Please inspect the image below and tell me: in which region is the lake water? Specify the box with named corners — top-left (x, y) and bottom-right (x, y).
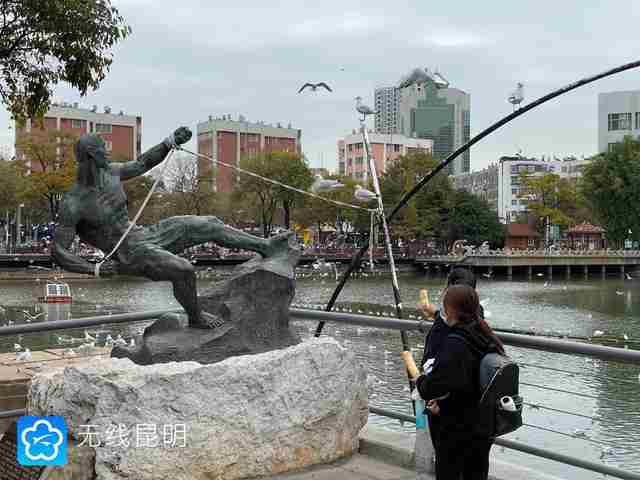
top-left (1, 268), bottom-right (639, 479)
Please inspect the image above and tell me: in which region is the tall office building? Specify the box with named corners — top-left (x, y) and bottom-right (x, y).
top-left (398, 68), bottom-right (470, 175)
top-left (197, 115), bottom-right (301, 194)
top-left (374, 87), bottom-right (401, 134)
top-left (598, 90), bottom-right (640, 153)
top-left (374, 68), bottom-right (470, 175)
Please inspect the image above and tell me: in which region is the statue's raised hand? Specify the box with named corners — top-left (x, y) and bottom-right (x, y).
top-left (163, 127), bottom-right (192, 149)
top-left (173, 127), bottom-right (192, 145)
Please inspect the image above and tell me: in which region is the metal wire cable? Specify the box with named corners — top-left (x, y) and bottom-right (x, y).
top-left (520, 382), bottom-right (639, 409)
top-left (521, 423), bottom-right (636, 451)
top-left (179, 147), bottom-right (375, 213)
top-left (524, 402), bottom-right (600, 421)
top-left (520, 362), bottom-right (640, 387)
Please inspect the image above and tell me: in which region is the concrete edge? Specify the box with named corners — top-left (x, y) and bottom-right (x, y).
top-left (359, 426), bottom-right (566, 480)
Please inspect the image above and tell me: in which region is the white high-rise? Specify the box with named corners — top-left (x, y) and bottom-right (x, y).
top-left (598, 90), bottom-right (640, 153)
top-left (374, 87), bottom-right (401, 134)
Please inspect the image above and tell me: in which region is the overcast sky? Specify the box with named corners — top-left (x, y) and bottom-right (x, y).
top-left (1, 0), bottom-right (640, 171)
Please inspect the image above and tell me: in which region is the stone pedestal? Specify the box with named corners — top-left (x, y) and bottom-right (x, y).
top-left (28, 338), bottom-right (368, 480)
top-left (112, 247), bottom-right (301, 365)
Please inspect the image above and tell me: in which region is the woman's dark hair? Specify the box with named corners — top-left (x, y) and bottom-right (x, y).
top-left (447, 267), bottom-right (476, 289)
top-left (443, 285), bottom-right (505, 354)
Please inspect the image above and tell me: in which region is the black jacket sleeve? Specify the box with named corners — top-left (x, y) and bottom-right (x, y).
top-left (416, 336), bottom-right (475, 401)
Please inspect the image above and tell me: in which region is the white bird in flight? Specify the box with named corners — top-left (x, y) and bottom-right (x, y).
top-left (310, 175), bottom-right (344, 194)
top-left (355, 96), bottom-right (377, 116)
top-left (298, 82), bottom-right (332, 93)
top-left (354, 185), bottom-right (377, 203)
top-left (22, 310), bottom-right (44, 322)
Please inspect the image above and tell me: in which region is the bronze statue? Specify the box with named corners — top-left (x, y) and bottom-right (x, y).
top-left (53, 127), bottom-right (292, 328)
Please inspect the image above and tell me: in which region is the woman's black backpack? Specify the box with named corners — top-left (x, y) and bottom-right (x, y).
top-left (450, 333), bottom-right (523, 438)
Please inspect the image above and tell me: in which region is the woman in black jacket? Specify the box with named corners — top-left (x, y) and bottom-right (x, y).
top-left (415, 284), bottom-right (505, 480)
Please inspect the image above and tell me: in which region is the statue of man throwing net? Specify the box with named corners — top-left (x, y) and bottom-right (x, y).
top-left (53, 127), bottom-right (293, 328)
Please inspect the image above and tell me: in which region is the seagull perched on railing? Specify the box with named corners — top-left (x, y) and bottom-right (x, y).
top-left (310, 175), bottom-right (344, 194)
top-left (354, 185), bottom-right (378, 203)
top-left (298, 82), bottom-right (332, 93)
top-left (355, 97), bottom-right (377, 117)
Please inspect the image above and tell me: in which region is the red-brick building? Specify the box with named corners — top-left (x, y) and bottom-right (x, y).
top-left (196, 115), bottom-right (302, 193)
top-left (506, 223), bottom-right (540, 250)
top-left (15, 102), bottom-right (142, 171)
top-left (565, 222), bottom-right (606, 250)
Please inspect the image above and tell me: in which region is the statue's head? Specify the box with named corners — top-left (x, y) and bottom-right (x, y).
top-left (75, 135), bottom-right (109, 187)
top-left (75, 135), bottom-right (109, 169)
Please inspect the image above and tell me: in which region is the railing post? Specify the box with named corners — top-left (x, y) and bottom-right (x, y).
top-left (566, 265), bottom-right (571, 280)
top-left (602, 265), bottom-right (607, 280)
top-left (527, 265), bottom-right (533, 281)
top-left (621, 265), bottom-right (626, 280)
top-left (548, 265), bottom-right (553, 281)
top-left (584, 265), bottom-right (589, 280)
top-left (508, 265), bottom-right (513, 280)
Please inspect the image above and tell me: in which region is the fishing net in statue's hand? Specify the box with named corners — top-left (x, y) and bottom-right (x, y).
top-left (315, 58), bottom-right (640, 337)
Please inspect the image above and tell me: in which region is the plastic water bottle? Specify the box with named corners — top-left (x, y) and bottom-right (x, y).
top-left (414, 399), bottom-right (435, 478)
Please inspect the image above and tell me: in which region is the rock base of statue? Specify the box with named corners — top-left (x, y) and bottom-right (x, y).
top-left (112, 246), bottom-right (301, 365)
top-left (29, 338), bottom-right (369, 480)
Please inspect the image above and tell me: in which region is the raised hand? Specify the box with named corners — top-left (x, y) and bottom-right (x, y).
top-left (173, 127), bottom-right (192, 145)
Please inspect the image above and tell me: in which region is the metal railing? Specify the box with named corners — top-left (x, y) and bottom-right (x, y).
top-left (1, 307), bottom-right (639, 479)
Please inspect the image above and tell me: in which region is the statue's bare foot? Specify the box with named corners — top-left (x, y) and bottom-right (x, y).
top-left (263, 231), bottom-right (296, 258)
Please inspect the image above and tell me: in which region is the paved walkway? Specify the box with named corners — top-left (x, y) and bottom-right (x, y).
top-left (270, 454), bottom-right (415, 480)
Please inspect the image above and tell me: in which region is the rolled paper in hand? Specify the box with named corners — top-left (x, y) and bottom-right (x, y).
top-left (401, 350), bottom-right (420, 379)
top-left (419, 289), bottom-right (429, 307)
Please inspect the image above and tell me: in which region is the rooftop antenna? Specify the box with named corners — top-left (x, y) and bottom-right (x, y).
top-left (508, 82), bottom-right (525, 111)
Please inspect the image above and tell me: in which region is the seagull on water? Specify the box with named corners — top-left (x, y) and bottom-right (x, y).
top-left (625, 272), bottom-right (633, 280)
top-left (310, 175), bottom-right (344, 194)
top-left (355, 96), bottom-right (377, 117)
top-left (354, 185), bottom-right (378, 203)
top-left (298, 82), bottom-right (332, 93)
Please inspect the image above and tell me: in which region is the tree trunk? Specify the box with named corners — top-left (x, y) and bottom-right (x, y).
top-left (283, 201), bottom-right (291, 229)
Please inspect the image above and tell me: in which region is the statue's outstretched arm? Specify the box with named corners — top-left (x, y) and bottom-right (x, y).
top-left (116, 127), bottom-right (193, 181)
top-left (116, 143), bottom-right (170, 181)
top-left (52, 205), bottom-right (93, 275)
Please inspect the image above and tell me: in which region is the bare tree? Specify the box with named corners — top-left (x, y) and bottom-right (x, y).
top-left (164, 153), bottom-right (215, 216)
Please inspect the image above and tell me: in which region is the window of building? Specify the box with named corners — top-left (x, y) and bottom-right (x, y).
top-left (562, 166), bottom-right (567, 172)
top-left (510, 165), bottom-right (518, 174)
top-left (95, 123), bottom-right (112, 133)
top-left (355, 156), bottom-right (364, 164)
top-left (394, 144), bottom-right (400, 152)
top-left (636, 112), bottom-right (640, 129)
top-left (512, 199), bottom-right (517, 205)
top-left (512, 188), bottom-right (518, 195)
top-left (608, 112), bottom-right (632, 131)
top-left (528, 238), bottom-right (535, 247)
top-left (511, 176), bottom-right (520, 185)
top-left (105, 140), bottom-right (112, 152)
top-left (608, 142), bottom-right (619, 152)
top-left (356, 143), bottom-right (363, 149)
top-left (535, 165), bottom-right (544, 172)
top-left (71, 119), bottom-right (84, 129)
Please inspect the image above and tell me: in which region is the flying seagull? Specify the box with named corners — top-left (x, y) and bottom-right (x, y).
top-left (354, 185), bottom-right (378, 203)
top-left (298, 82), bottom-right (332, 93)
top-left (355, 96), bottom-right (376, 116)
top-left (310, 175), bottom-right (344, 194)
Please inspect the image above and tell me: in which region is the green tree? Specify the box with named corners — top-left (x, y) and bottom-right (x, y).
top-left (235, 150), bottom-right (313, 237)
top-left (446, 190), bottom-right (505, 248)
top-left (15, 129), bottom-right (78, 222)
top-left (517, 172), bottom-right (582, 234)
top-left (0, 0), bottom-right (131, 122)
top-left (380, 152), bottom-right (455, 243)
top-left (581, 137), bottom-right (640, 248)
top-left (295, 175), bottom-right (371, 244)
